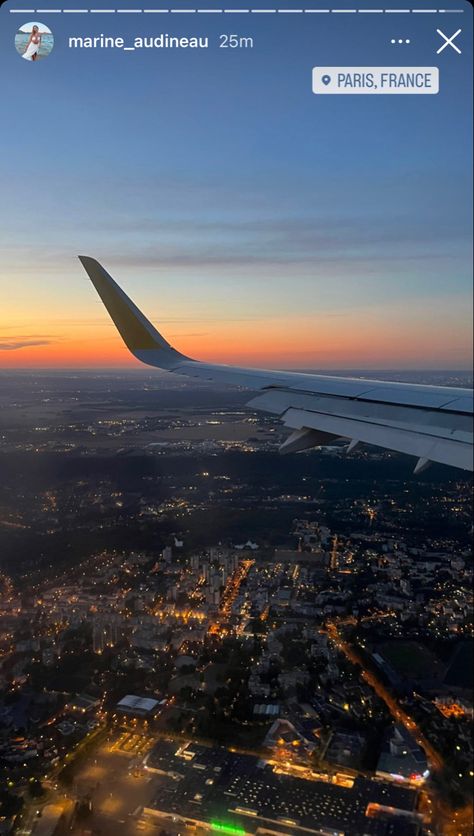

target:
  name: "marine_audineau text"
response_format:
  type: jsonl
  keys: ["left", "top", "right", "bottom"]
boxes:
{"left": 68, "top": 34, "right": 209, "bottom": 50}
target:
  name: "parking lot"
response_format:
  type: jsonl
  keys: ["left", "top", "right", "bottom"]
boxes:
{"left": 110, "top": 730, "right": 156, "bottom": 759}
{"left": 69, "top": 737, "right": 160, "bottom": 835}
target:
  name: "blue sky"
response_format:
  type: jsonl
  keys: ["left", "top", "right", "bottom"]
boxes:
{"left": 0, "top": 1, "right": 472, "bottom": 368}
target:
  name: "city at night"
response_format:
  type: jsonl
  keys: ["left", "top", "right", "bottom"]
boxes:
{"left": 0, "top": 370, "right": 472, "bottom": 835}
{"left": 1, "top": 1, "right": 472, "bottom": 834}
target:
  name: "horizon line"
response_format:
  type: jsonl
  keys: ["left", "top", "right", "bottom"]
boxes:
{"left": 1, "top": 366, "right": 472, "bottom": 374}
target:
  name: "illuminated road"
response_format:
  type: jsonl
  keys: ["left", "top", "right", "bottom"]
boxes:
{"left": 209, "top": 559, "right": 254, "bottom": 633}
{"left": 326, "top": 619, "right": 474, "bottom": 836}
{"left": 326, "top": 620, "right": 444, "bottom": 771}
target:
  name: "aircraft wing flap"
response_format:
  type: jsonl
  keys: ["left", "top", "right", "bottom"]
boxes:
{"left": 281, "top": 407, "right": 471, "bottom": 472}
{"left": 248, "top": 388, "right": 472, "bottom": 470}
{"left": 439, "top": 395, "right": 474, "bottom": 413}
{"left": 248, "top": 389, "right": 473, "bottom": 436}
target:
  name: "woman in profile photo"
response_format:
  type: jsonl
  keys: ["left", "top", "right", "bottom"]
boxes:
{"left": 22, "top": 25, "right": 41, "bottom": 61}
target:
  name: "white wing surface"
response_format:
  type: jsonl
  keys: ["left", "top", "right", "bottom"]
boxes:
{"left": 80, "top": 256, "right": 473, "bottom": 473}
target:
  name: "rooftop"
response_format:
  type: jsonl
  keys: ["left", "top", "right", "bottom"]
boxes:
{"left": 116, "top": 694, "right": 160, "bottom": 716}
{"left": 144, "top": 741, "right": 419, "bottom": 836}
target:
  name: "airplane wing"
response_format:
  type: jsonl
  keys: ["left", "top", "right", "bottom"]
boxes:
{"left": 80, "top": 256, "right": 473, "bottom": 473}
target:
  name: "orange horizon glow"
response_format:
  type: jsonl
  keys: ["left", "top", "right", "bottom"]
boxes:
{"left": 0, "top": 313, "right": 471, "bottom": 370}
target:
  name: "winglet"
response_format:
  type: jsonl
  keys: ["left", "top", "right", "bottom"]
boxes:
{"left": 79, "top": 256, "right": 190, "bottom": 369}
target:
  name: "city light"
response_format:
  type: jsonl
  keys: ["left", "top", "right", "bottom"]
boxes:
{"left": 211, "top": 823, "right": 246, "bottom": 835}
{"left": 0, "top": 372, "right": 471, "bottom": 835}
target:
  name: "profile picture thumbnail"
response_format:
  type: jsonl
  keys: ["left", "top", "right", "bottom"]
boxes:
{"left": 15, "top": 22, "right": 54, "bottom": 62}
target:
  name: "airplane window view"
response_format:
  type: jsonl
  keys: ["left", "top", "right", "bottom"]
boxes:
{"left": 0, "top": 2, "right": 472, "bottom": 835}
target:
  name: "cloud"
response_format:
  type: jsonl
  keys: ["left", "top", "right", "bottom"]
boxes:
{"left": 0, "top": 338, "right": 54, "bottom": 351}
{"left": 76, "top": 211, "right": 467, "bottom": 274}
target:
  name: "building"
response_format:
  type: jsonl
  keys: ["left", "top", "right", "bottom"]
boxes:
{"left": 376, "top": 725, "right": 429, "bottom": 785}
{"left": 163, "top": 546, "right": 173, "bottom": 563}
{"left": 65, "top": 693, "right": 100, "bottom": 716}
{"left": 92, "top": 615, "right": 122, "bottom": 654}
{"left": 143, "top": 741, "right": 421, "bottom": 836}
{"left": 113, "top": 694, "right": 162, "bottom": 727}
{"left": 264, "top": 716, "right": 322, "bottom": 754}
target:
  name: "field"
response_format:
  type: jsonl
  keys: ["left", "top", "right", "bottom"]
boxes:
{"left": 444, "top": 640, "right": 474, "bottom": 690}
{"left": 378, "top": 641, "right": 443, "bottom": 680}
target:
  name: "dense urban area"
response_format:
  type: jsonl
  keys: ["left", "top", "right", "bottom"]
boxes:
{"left": 0, "top": 371, "right": 472, "bottom": 836}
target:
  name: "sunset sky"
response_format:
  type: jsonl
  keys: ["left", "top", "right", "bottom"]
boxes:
{"left": 0, "top": 1, "right": 472, "bottom": 370}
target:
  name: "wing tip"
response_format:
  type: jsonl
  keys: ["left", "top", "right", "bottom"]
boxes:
{"left": 78, "top": 254, "right": 104, "bottom": 273}
{"left": 79, "top": 254, "right": 191, "bottom": 369}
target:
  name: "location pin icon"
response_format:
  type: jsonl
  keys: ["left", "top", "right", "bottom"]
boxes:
{"left": 322, "top": 74, "right": 331, "bottom": 86}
